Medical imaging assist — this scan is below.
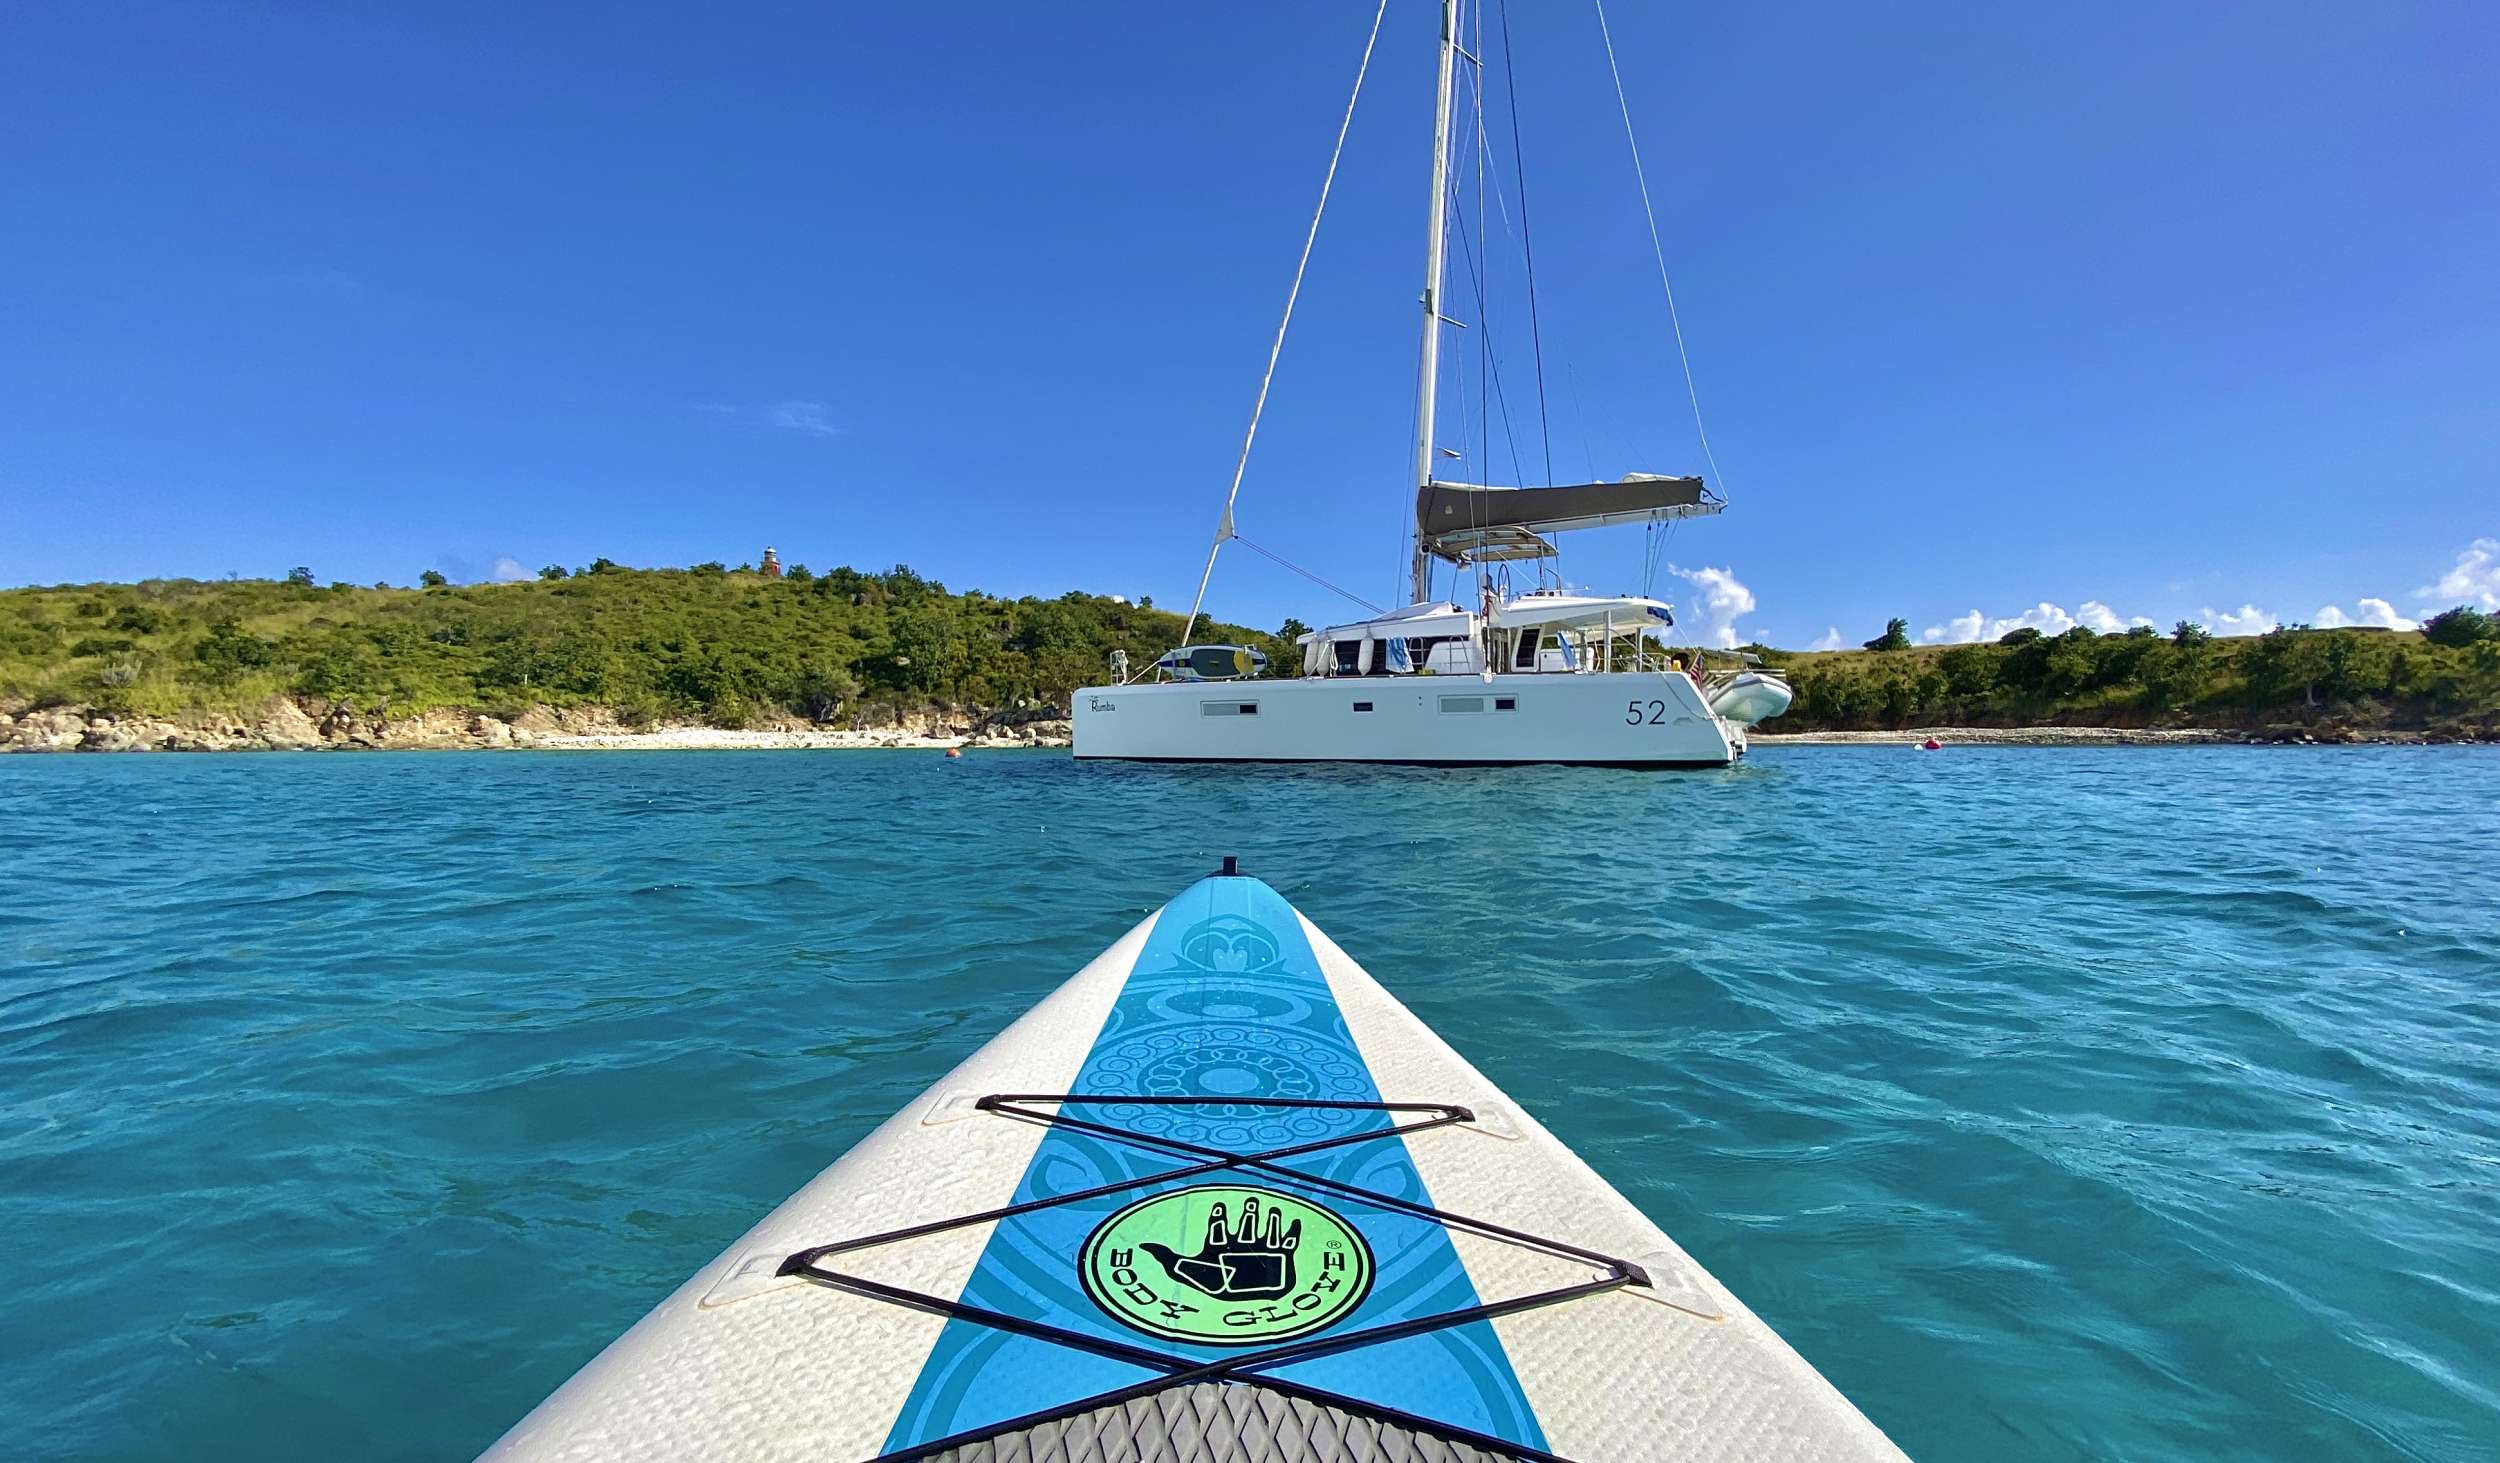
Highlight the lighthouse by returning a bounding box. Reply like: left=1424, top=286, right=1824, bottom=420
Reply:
left=761, top=546, right=783, bottom=579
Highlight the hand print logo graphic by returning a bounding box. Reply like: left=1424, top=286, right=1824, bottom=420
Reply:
left=1140, top=1193, right=1299, bottom=1300
left=1078, top=1186, right=1374, bottom=1345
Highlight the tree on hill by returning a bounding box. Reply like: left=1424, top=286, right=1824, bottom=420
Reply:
left=1863, top=617, right=1911, bottom=652
left=285, top=566, right=314, bottom=586
left=418, top=569, right=447, bottom=588
left=2246, top=626, right=2333, bottom=708
left=539, top=564, right=569, bottom=580
left=2423, top=605, right=2495, bottom=647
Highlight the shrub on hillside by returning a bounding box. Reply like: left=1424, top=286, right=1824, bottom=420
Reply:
left=2423, top=606, right=2495, bottom=647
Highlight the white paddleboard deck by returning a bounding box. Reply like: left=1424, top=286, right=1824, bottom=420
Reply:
left=482, top=872, right=1907, bottom=1462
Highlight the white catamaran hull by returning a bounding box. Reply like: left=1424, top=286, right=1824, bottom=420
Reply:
left=1072, top=671, right=1744, bottom=766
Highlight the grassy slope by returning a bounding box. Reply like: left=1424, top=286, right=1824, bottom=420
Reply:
left=5, top=567, right=2494, bottom=733
left=0, top=566, right=1285, bottom=727
left=1755, top=626, right=2500, bottom=733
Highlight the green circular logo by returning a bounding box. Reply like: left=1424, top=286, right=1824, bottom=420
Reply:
left=1078, top=1185, right=1374, bottom=1346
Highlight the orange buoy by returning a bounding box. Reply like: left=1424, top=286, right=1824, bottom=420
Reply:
left=945, top=746, right=963, bottom=759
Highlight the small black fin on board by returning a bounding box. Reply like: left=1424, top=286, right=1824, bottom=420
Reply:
left=1214, top=855, right=1243, bottom=878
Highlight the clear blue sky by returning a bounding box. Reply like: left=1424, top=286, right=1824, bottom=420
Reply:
left=4, top=1, right=2494, bottom=647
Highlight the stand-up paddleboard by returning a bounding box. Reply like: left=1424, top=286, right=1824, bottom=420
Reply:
left=483, top=863, right=1908, bottom=1462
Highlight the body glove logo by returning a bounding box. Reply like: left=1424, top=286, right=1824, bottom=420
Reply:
left=1078, top=1185, right=1374, bottom=1345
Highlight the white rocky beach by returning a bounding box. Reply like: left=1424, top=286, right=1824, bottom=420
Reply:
left=0, top=700, right=1073, bottom=753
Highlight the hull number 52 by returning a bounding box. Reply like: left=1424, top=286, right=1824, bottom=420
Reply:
left=1625, top=700, right=1671, bottom=725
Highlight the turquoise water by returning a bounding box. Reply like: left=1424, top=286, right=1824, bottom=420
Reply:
left=3, top=747, right=2495, bottom=1462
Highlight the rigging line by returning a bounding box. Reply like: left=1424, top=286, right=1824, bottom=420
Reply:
left=1564, top=361, right=1595, bottom=482
left=1175, top=0, right=1391, bottom=660
left=1449, top=207, right=1527, bottom=490
left=1591, top=0, right=1729, bottom=495
left=1495, top=0, right=1554, bottom=485
left=1231, top=533, right=1384, bottom=615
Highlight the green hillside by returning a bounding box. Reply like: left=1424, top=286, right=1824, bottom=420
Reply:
left=1759, top=615, right=2500, bottom=736
left=0, top=563, right=1288, bottom=727
left=5, top=564, right=2495, bottom=737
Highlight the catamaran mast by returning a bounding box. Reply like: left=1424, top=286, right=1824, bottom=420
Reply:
left=1408, top=0, right=1461, bottom=605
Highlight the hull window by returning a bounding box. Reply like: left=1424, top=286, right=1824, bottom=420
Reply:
left=1494, top=696, right=1517, bottom=711
left=1200, top=701, right=1260, bottom=717
left=1438, top=695, right=1485, bottom=714
left=1352, top=701, right=1374, bottom=712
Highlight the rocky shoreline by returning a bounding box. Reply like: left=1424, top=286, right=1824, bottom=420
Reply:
left=5, top=699, right=2485, bottom=755
left=0, top=699, right=1074, bottom=754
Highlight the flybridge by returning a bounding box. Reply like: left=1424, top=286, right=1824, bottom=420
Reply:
left=1415, top=474, right=1724, bottom=568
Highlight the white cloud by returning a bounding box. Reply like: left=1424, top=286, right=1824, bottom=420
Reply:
left=1923, top=610, right=1985, bottom=644
left=689, top=399, right=844, bottom=438
left=2417, top=537, right=2499, bottom=611
left=2358, top=597, right=2419, bottom=630
left=1807, top=626, right=1845, bottom=651
left=2313, top=597, right=2417, bottom=631
left=1921, top=602, right=2083, bottom=644
left=2077, top=600, right=2152, bottom=634
left=2201, top=603, right=2279, bottom=636
left=489, top=556, right=531, bottom=583
left=1668, top=564, right=1755, bottom=648
left=767, top=400, right=841, bottom=437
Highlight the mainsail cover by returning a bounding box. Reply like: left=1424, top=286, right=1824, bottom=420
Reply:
left=1415, top=473, right=1720, bottom=562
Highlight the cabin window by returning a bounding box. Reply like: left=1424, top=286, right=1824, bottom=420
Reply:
left=1352, top=701, right=1373, bottom=712
left=1438, top=695, right=1484, bottom=714
left=1331, top=640, right=1362, bottom=676
left=1200, top=701, right=1259, bottom=717
left=1494, top=696, right=1516, bottom=711
left=1513, top=629, right=1542, bottom=670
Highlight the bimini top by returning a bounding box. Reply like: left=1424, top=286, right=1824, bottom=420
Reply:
left=1292, top=595, right=1675, bottom=646
left=1417, top=474, right=1722, bottom=565
left=1296, top=601, right=1475, bottom=647
left=1492, top=592, right=1675, bottom=633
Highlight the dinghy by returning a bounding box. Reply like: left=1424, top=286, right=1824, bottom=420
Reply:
left=482, top=865, right=1907, bottom=1462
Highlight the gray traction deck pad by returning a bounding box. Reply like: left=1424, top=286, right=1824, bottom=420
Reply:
left=925, top=1381, right=1528, bottom=1463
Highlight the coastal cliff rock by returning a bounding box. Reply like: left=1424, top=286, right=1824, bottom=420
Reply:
left=257, top=698, right=322, bottom=749
left=13, top=708, right=90, bottom=751
left=5, top=690, right=2490, bottom=756
left=0, top=696, right=1079, bottom=753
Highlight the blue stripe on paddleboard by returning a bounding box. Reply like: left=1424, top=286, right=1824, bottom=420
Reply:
left=881, top=875, right=1546, bottom=1452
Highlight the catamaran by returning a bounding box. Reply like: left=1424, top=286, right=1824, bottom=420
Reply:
left=1073, top=0, right=1791, bottom=768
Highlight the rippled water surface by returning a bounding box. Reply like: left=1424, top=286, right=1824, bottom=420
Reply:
left=3, top=747, right=2496, bottom=1461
